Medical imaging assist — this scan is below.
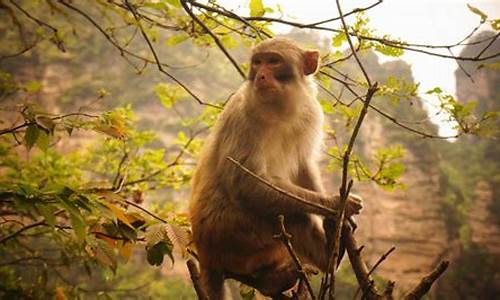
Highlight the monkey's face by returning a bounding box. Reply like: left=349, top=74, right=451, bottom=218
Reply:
left=248, top=51, right=296, bottom=94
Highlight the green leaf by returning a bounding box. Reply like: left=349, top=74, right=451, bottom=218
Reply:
left=155, top=83, right=186, bottom=108
left=69, top=212, right=86, bottom=243
left=320, top=98, right=335, bottom=115
left=35, top=115, right=55, bottom=133
left=38, top=204, right=57, bottom=227
left=143, top=2, right=167, bottom=10
left=25, top=80, right=42, bottom=93
left=146, top=241, right=173, bottom=266
left=75, top=195, right=92, bottom=212
left=61, top=186, right=75, bottom=198
left=331, top=32, right=346, bottom=47
left=492, top=19, right=500, bottom=30
left=36, top=130, right=49, bottom=152
left=24, top=124, right=40, bottom=150
left=426, top=87, right=443, bottom=94
left=165, top=34, right=189, bottom=46
left=477, top=62, right=500, bottom=70
left=374, top=44, right=404, bottom=57
left=118, top=222, right=137, bottom=241
left=165, top=0, right=181, bottom=8
left=467, top=4, right=487, bottom=22
left=249, top=0, right=265, bottom=17
left=65, top=125, right=74, bottom=136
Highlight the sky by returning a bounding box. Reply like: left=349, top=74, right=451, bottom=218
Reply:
left=217, top=0, right=500, bottom=137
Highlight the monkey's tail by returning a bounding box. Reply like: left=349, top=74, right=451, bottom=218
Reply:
left=200, top=267, right=224, bottom=300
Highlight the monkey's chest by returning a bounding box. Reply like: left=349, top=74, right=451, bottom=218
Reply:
left=259, top=131, right=310, bottom=180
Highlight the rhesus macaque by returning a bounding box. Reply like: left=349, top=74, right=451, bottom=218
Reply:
left=190, top=38, right=362, bottom=299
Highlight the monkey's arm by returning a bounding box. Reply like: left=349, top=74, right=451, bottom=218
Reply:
left=231, top=166, right=335, bottom=217
left=296, top=161, right=325, bottom=193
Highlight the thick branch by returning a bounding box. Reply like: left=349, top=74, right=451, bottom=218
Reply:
left=343, top=227, right=382, bottom=300
left=186, top=259, right=208, bottom=300
left=353, top=246, right=396, bottom=299
left=403, top=261, right=449, bottom=300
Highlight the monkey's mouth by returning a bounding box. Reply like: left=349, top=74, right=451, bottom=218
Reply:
left=256, top=83, right=279, bottom=93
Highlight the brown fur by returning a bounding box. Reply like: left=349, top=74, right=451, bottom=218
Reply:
left=189, top=38, right=361, bottom=299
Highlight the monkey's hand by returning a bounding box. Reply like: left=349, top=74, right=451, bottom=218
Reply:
left=328, top=193, right=363, bottom=217
left=346, top=193, right=363, bottom=216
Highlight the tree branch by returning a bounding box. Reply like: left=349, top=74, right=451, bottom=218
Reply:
left=274, top=215, right=316, bottom=299
left=343, top=226, right=382, bottom=300
left=403, top=261, right=449, bottom=300
left=186, top=259, right=208, bottom=300
left=180, top=0, right=246, bottom=79
left=335, top=0, right=371, bottom=86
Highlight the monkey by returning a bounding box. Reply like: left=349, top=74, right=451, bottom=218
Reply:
left=189, top=38, right=363, bottom=299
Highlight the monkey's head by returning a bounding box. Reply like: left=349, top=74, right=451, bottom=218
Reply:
left=248, top=38, right=319, bottom=97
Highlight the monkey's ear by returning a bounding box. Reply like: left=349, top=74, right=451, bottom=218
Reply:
left=303, top=50, right=320, bottom=75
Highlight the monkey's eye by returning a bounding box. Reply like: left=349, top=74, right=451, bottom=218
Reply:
left=252, top=58, right=262, bottom=65
left=268, top=57, right=281, bottom=65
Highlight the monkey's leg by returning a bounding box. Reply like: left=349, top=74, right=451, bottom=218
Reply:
left=227, top=262, right=299, bottom=298
left=200, top=267, right=224, bottom=300
left=286, top=216, right=330, bottom=272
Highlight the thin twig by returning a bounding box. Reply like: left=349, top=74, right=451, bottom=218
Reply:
left=0, top=112, right=98, bottom=136
left=335, top=0, right=371, bottom=86
left=180, top=0, right=245, bottom=78
left=0, top=41, right=38, bottom=61
left=307, top=0, right=383, bottom=27
left=227, top=157, right=338, bottom=216
left=124, top=200, right=167, bottom=224
left=475, top=32, right=500, bottom=59
left=0, top=219, right=46, bottom=244
left=274, top=215, right=316, bottom=300
left=212, top=1, right=272, bottom=39
left=448, top=47, right=473, bottom=82
left=123, top=0, right=221, bottom=109
left=9, top=0, right=65, bottom=51
left=353, top=246, right=396, bottom=299
left=121, top=127, right=204, bottom=187
left=0, top=209, right=64, bottom=244
left=320, top=70, right=459, bottom=139
left=188, top=0, right=500, bottom=62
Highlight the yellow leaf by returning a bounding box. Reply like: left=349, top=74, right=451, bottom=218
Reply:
left=105, top=202, right=133, bottom=228
left=55, top=287, right=66, bottom=300
left=95, top=243, right=117, bottom=271
left=98, top=190, right=124, bottom=202
left=119, top=242, right=134, bottom=262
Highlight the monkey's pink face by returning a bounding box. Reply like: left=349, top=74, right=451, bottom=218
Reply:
left=248, top=52, right=295, bottom=93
